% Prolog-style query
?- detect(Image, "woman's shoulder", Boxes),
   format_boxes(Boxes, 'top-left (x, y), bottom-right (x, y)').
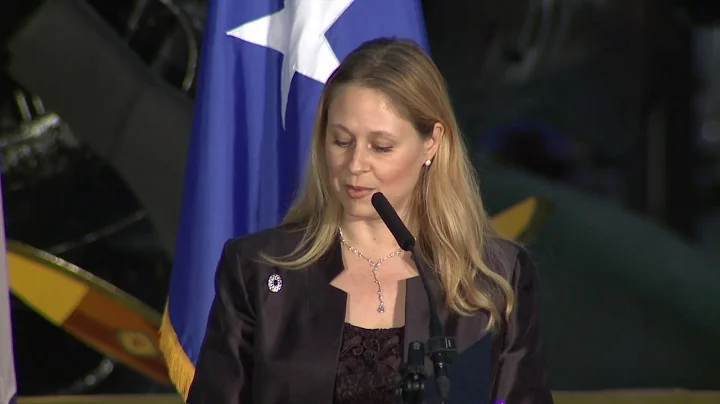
top-left (224, 222), bottom-right (307, 260)
top-left (483, 236), bottom-right (532, 283)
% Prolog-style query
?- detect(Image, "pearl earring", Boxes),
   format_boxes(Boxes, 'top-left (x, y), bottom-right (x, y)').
top-left (424, 159), bottom-right (432, 167)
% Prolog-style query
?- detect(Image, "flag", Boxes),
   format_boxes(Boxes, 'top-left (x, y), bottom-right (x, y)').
top-left (159, 0), bottom-right (428, 397)
top-left (0, 178), bottom-right (18, 404)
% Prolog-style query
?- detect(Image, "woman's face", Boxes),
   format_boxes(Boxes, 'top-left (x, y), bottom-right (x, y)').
top-left (324, 84), bottom-right (440, 221)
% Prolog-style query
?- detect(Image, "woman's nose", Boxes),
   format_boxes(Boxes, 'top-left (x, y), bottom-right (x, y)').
top-left (348, 144), bottom-right (370, 173)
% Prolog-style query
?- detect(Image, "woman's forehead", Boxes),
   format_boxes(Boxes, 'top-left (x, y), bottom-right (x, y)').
top-left (326, 85), bottom-right (415, 137)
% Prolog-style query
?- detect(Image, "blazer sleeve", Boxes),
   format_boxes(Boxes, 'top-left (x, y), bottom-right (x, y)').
top-left (491, 248), bottom-right (554, 404)
top-left (187, 239), bottom-right (256, 404)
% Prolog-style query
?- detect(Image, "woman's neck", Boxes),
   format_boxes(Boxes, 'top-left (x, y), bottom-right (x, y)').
top-left (339, 217), bottom-right (404, 257)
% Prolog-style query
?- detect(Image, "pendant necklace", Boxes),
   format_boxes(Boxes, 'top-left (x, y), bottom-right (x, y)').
top-left (338, 227), bottom-right (404, 313)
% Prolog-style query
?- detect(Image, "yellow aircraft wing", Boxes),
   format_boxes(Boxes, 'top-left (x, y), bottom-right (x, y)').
top-left (7, 242), bottom-right (171, 385)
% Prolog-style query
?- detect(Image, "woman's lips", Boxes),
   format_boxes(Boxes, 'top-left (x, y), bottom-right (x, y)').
top-left (345, 185), bottom-right (374, 199)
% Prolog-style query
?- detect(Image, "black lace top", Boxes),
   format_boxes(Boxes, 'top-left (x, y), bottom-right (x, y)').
top-left (333, 322), bottom-right (405, 403)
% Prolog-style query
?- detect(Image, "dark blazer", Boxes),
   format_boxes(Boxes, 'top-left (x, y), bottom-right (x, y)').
top-left (187, 225), bottom-right (553, 404)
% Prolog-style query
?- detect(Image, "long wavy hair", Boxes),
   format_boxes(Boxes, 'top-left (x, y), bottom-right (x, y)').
top-left (261, 38), bottom-right (514, 330)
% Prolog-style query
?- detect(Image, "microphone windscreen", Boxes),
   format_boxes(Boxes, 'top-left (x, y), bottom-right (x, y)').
top-left (371, 192), bottom-right (415, 251)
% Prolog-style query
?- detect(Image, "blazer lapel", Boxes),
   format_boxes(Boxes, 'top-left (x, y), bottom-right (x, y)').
top-left (404, 275), bottom-right (430, 362)
top-left (404, 263), bottom-right (494, 404)
top-left (305, 240), bottom-right (347, 402)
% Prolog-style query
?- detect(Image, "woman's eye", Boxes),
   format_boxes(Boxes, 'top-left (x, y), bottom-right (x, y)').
top-left (373, 145), bottom-right (393, 153)
top-left (333, 139), bottom-right (351, 147)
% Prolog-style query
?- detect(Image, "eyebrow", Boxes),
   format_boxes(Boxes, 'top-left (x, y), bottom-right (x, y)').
top-left (328, 123), bottom-right (395, 139)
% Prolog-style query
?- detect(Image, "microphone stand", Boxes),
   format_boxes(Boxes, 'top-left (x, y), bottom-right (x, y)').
top-left (396, 339), bottom-right (426, 404)
top-left (396, 247), bottom-right (458, 404)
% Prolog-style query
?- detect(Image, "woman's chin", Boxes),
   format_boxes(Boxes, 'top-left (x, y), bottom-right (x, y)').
top-left (340, 200), bottom-right (379, 220)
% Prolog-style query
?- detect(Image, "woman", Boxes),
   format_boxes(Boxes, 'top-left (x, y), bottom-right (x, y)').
top-left (188, 38), bottom-right (553, 404)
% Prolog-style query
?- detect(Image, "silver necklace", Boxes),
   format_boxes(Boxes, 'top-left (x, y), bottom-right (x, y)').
top-left (338, 227), bottom-right (404, 313)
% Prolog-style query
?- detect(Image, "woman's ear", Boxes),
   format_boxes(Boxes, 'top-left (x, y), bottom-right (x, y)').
top-left (424, 122), bottom-right (444, 160)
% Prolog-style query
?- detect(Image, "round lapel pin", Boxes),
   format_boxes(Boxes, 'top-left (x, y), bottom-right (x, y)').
top-left (267, 274), bottom-right (283, 293)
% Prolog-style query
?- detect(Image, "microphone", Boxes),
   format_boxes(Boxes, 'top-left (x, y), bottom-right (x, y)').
top-left (370, 192), bottom-right (415, 251)
top-left (371, 192), bottom-right (457, 404)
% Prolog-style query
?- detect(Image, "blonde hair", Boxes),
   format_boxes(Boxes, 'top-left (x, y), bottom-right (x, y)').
top-left (262, 38), bottom-right (514, 330)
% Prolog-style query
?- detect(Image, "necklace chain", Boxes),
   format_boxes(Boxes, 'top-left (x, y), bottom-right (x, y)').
top-left (338, 227), bottom-right (404, 314)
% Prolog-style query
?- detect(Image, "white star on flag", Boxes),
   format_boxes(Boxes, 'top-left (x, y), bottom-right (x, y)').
top-left (227, 0), bottom-right (355, 128)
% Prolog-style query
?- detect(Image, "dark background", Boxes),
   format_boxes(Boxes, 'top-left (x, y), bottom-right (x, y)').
top-left (1, 0), bottom-right (719, 396)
